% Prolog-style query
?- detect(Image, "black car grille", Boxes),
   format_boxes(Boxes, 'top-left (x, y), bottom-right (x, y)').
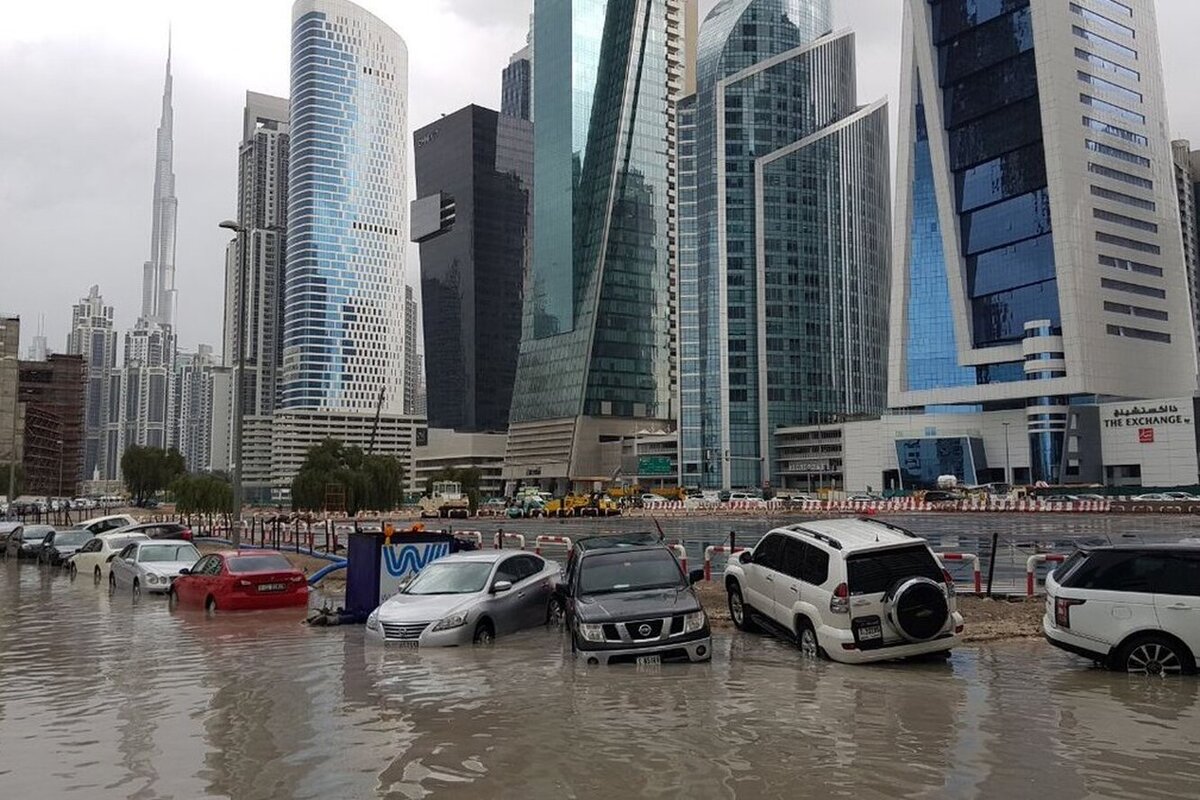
top-left (625, 620), bottom-right (664, 640)
top-left (602, 624), bottom-right (621, 641)
top-left (669, 615), bottom-right (684, 635)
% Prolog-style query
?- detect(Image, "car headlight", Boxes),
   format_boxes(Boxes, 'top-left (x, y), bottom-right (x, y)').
top-left (366, 610), bottom-right (381, 632)
top-left (432, 613), bottom-right (468, 631)
top-left (683, 611), bottom-right (707, 634)
top-left (577, 622), bottom-right (606, 642)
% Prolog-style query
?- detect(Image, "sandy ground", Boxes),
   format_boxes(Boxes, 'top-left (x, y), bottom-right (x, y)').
top-left (692, 582), bottom-right (1043, 644)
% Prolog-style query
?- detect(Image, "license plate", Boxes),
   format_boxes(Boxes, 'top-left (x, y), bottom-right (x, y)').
top-left (258, 583), bottom-right (286, 592)
top-left (393, 641), bottom-right (419, 648)
top-left (857, 623), bottom-right (882, 641)
top-left (636, 655), bottom-right (662, 666)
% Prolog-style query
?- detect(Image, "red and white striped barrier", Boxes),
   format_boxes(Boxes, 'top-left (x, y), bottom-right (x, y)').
top-left (534, 535), bottom-right (572, 555)
top-left (1026, 553), bottom-right (1068, 596)
top-left (493, 532), bottom-right (526, 550)
top-left (666, 542), bottom-right (688, 575)
top-left (454, 530), bottom-right (484, 548)
top-left (703, 545), bottom-right (746, 582)
top-left (937, 552), bottom-right (982, 594)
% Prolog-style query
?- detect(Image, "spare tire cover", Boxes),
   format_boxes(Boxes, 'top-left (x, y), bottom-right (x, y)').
top-left (889, 578), bottom-right (949, 643)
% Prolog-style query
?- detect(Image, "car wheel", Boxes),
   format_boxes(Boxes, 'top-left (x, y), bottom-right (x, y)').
top-left (205, 596), bottom-right (218, 615)
top-left (546, 598), bottom-right (566, 627)
top-left (69, 562), bottom-right (77, 581)
top-left (94, 566), bottom-right (102, 585)
top-left (108, 573), bottom-right (116, 595)
top-left (727, 582), bottom-right (759, 632)
top-left (168, 589), bottom-right (179, 611)
top-left (132, 580), bottom-right (141, 601)
top-left (473, 620), bottom-right (494, 645)
top-left (797, 619), bottom-right (821, 660)
top-left (1115, 634), bottom-right (1195, 676)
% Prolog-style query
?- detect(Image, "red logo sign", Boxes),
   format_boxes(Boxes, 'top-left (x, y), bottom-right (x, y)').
top-left (1138, 428), bottom-right (1155, 444)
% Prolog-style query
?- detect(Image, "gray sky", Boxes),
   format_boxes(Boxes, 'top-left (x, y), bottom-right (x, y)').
top-left (1, 1), bottom-right (1197, 355)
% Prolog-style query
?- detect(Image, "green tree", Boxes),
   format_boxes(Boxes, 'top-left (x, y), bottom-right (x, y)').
top-left (424, 467), bottom-right (482, 512)
top-left (171, 473), bottom-right (233, 514)
top-left (121, 446), bottom-right (186, 506)
top-left (290, 439), bottom-right (406, 514)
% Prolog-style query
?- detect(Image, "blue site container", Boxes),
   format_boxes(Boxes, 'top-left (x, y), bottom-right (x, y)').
top-left (344, 529), bottom-right (457, 622)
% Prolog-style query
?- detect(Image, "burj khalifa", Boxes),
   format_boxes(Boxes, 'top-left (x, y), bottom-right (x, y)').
top-left (141, 37), bottom-right (178, 328)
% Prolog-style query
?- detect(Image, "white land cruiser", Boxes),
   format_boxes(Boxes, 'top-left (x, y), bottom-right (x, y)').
top-left (724, 518), bottom-right (963, 664)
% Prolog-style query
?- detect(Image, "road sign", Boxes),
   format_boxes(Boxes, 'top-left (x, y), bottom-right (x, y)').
top-left (638, 456), bottom-right (673, 476)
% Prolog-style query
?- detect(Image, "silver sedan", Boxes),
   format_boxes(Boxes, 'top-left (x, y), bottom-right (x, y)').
top-left (108, 539), bottom-right (201, 597)
top-left (365, 551), bottom-right (560, 646)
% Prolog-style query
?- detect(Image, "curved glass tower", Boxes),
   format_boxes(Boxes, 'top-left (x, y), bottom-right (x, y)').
top-left (682, 0), bottom-right (891, 489)
top-left (282, 0), bottom-right (409, 414)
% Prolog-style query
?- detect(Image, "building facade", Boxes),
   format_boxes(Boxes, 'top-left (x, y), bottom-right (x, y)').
top-left (501, 42), bottom-right (532, 121)
top-left (414, 428), bottom-right (507, 498)
top-left (223, 91), bottom-right (290, 502)
top-left (18, 355), bottom-right (86, 497)
top-left (411, 105), bottom-right (532, 433)
top-left (66, 285), bottom-right (118, 481)
top-left (503, 0), bottom-right (688, 493)
top-left (0, 316), bottom-right (21, 498)
top-left (282, 0), bottom-right (410, 416)
top-left (403, 285), bottom-right (421, 416)
top-left (680, 0), bottom-right (891, 491)
top-left (175, 345), bottom-right (220, 473)
top-left (1171, 139), bottom-right (1200, 369)
top-left (890, 0), bottom-right (1197, 485)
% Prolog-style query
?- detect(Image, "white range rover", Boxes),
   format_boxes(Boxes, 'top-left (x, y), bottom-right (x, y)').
top-left (724, 518), bottom-right (963, 664)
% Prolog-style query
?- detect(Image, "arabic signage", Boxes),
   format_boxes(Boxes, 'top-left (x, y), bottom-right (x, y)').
top-left (786, 460), bottom-right (830, 473)
top-left (1102, 400), bottom-right (1193, 430)
top-left (378, 541), bottom-right (451, 603)
top-left (638, 456), bottom-right (673, 476)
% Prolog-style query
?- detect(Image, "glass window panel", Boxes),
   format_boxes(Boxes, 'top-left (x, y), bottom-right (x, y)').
top-left (1075, 48), bottom-right (1140, 82)
top-left (1082, 116), bottom-right (1147, 146)
top-left (1081, 94), bottom-right (1144, 125)
top-left (962, 189), bottom-right (1052, 255)
top-left (949, 96), bottom-right (1043, 171)
top-left (1078, 72), bottom-right (1142, 104)
top-left (956, 142), bottom-right (1047, 212)
top-left (1070, 3), bottom-right (1135, 38)
top-left (938, 7), bottom-right (1034, 85)
top-left (1072, 25), bottom-right (1137, 61)
top-left (972, 280), bottom-right (1061, 347)
top-left (968, 233), bottom-right (1056, 297)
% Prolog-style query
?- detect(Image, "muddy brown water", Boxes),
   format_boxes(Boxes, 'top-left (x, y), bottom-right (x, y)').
top-left (3, 557), bottom-right (1199, 799)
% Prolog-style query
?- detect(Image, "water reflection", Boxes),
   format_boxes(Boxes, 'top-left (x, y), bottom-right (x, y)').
top-left (1, 560), bottom-right (1198, 799)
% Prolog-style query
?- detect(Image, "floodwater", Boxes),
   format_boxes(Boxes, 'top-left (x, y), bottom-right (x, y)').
top-left (3, 555), bottom-right (1199, 799)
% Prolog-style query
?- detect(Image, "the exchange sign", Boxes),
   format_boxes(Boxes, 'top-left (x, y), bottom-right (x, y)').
top-left (1102, 400), bottom-right (1193, 430)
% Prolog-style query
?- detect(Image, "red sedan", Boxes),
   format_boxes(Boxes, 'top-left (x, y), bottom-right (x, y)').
top-left (169, 551), bottom-right (309, 612)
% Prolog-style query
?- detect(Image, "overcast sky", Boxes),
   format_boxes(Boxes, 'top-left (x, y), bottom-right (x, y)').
top-left (2, 0), bottom-right (1198, 356)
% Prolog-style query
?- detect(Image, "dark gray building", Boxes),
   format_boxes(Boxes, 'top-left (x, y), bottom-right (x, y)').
top-left (501, 43), bottom-right (531, 121)
top-left (411, 105), bottom-right (532, 433)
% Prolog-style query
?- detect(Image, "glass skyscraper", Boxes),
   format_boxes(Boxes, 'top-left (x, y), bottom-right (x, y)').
top-left (681, 0), bottom-right (891, 490)
top-left (503, 0), bottom-right (687, 491)
top-left (282, 0), bottom-right (409, 416)
top-left (890, 0), bottom-right (1196, 484)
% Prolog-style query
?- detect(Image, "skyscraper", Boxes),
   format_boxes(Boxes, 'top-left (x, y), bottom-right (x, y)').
top-left (175, 345), bottom-right (219, 473)
top-left (275, 0), bottom-right (419, 501)
top-left (1171, 139), bottom-right (1200, 368)
top-left (67, 285), bottom-right (118, 480)
top-left (501, 44), bottom-right (532, 121)
top-left (223, 92), bottom-right (289, 502)
top-left (412, 104), bottom-right (532, 433)
top-left (142, 36), bottom-right (179, 330)
top-left (890, 0), bottom-right (1196, 484)
top-left (503, 0), bottom-right (687, 492)
top-left (18, 355), bottom-right (86, 496)
top-left (680, 0), bottom-right (891, 491)
top-left (403, 284), bottom-right (421, 416)
top-left (0, 316), bottom-right (21, 498)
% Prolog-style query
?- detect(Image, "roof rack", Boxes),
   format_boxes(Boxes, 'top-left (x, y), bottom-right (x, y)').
top-left (857, 517), bottom-right (920, 539)
top-left (787, 524), bottom-right (844, 550)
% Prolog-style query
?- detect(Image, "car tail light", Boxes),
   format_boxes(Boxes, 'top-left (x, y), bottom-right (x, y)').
top-left (1055, 596), bottom-right (1085, 629)
top-left (942, 568), bottom-right (957, 596)
top-left (830, 583), bottom-right (849, 614)
top-left (236, 579), bottom-right (252, 588)
top-left (181, 529), bottom-right (192, 541)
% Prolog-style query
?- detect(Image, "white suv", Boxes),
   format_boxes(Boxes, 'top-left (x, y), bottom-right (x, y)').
top-left (724, 518), bottom-right (963, 664)
top-left (1043, 544), bottom-right (1200, 675)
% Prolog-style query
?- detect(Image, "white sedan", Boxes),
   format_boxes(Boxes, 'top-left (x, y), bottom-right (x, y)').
top-left (108, 540), bottom-right (201, 598)
top-left (69, 530), bottom-right (151, 584)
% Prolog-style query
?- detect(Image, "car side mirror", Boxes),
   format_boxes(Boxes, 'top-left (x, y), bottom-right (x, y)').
top-left (492, 580), bottom-right (513, 594)
top-left (738, 551), bottom-right (753, 564)
top-left (688, 568), bottom-right (705, 585)
top-left (178, 568), bottom-right (190, 575)
top-left (106, 554), bottom-right (118, 563)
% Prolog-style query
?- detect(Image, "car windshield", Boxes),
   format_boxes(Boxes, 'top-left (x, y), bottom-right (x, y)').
top-left (227, 555), bottom-right (293, 573)
top-left (403, 561), bottom-right (492, 595)
top-left (54, 532), bottom-right (92, 546)
top-left (106, 536), bottom-right (144, 550)
top-left (24, 528), bottom-right (53, 541)
top-left (137, 544), bottom-right (199, 563)
top-left (578, 550), bottom-right (685, 595)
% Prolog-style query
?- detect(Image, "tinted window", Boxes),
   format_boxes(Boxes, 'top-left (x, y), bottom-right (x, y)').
top-left (137, 544), bottom-right (200, 563)
top-left (1075, 553), bottom-right (1163, 592)
top-left (779, 538), bottom-right (805, 579)
top-left (753, 534), bottom-right (785, 570)
top-left (227, 555), bottom-right (293, 574)
top-left (495, 556), bottom-right (524, 583)
top-left (1155, 554), bottom-right (1200, 597)
top-left (846, 545), bottom-right (943, 595)
top-left (803, 547), bottom-right (830, 586)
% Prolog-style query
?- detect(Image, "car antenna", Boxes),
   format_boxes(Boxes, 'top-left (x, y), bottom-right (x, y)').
top-left (651, 514), bottom-right (665, 541)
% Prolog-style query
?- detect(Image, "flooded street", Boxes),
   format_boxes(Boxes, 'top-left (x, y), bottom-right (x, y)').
top-left (3, 551), bottom-right (1199, 799)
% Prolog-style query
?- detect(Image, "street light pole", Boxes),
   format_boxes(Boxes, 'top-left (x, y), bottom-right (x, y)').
top-left (219, 220), bottom-right (247, 547)
top-left (56, 438), bottom-right (63, 500)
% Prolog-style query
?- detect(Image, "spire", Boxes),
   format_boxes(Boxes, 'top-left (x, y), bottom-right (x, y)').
top-left (141, 29), bottom-right (179, 328)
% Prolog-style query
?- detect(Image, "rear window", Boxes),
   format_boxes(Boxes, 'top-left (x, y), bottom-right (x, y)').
top-left (846, 544), bottom-right (943, 595)
top-left (227, 555), bottom-right (294, 574)
top-left (1054, 550), bottom-right (1091, 585)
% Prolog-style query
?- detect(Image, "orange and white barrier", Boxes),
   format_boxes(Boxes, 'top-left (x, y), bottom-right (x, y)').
top-left (703, 545), bottom-right (746, 582)
top-left (937, 552), bottom-right (982, 594)
top-left (534, 535), bottom-right (572, 556)
top-left (666, 542), bottom-right (688, 575)
top-left (493, 531), bottom-right (526, 550)
top-left (1026, 553), bottom-right (1068, 596)
top-left (454, 530), bottom-right (484, 548)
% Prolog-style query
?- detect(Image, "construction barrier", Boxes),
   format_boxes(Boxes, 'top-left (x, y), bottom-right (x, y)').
top-left (454, 530), bottom-right (484, 549)
top-left (666, 542), bottom-right (688, 575)
top-left (1026, 553), bottom-right (1068, 596)
top-left (493, 531), bottom-right (527, 550)
top-left (534, 535), bottom-right (573, 556)
top-left (703, 545), bottom-right (746, 582)
top-left (937, 552), bottom-right (982, 595)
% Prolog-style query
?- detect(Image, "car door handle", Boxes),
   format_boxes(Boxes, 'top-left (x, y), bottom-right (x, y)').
top-left (517, 591), bottom-right (527, 598)
top-left (789, 585), bottom-right (798, 594)
top-left (765, 575), bottom-right (774, 582)
top-left (1166, 604), bottom-right (1195, 610)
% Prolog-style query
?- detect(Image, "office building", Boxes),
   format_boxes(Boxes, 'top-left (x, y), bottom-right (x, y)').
top-left (66, 285), bottom-right (118, 481)
top-left (25, 320), bottom-right (48, 362)
top-left (411, 104), bottom-right (532, 433)
top-left (175, 345), bottom-right (220, 472)
top-left (503, 0), bottom-right (689, 493)
top-left (209, 366), bottom-right (233, 474)
top-left (403, 284), bottom-right (421, 416)
top-left (678, 0), bottom-right (890, 491)
top-left (501, 42), bottom-right (532, 121)
top-left (888, 0), bottom-right (1197, 485)
top-left (223, 91), bottom-right (290, 501)
top-left (1, 316), bottom-right (21, 498)
top-left (1171, 139), bottom-right (1200, 368)
top-left (18, 355), bottom-right (86, 496)
top-left (414, 428), bottom-right (507, 498)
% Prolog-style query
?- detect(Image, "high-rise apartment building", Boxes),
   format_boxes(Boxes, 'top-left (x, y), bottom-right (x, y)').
top-left (276, 0), bottom-right (419, 500)
top-left (412, 104), bottom-right (532, 433)
top-left (67, 286), bottom-right (118, 481)
top-left (501, 44), bottom-right (532, 121)
top-left (1171, 139), bottom-right (1200, 367)
top-left (0, 316), bottom-right (21, 497)
top-left (890, 0), bottom-right (1196, 484)
top-left (223, 91), bottom-right (289, 501)
top-left (403, 284), bottom-right (421, 416)
top-left (175, 345), bottom-right (220, 472)
top-left (503, 0), bottom-right (688, 492)
top-left (679, 0), bottom-right (891, 491)
top-left (18, 355), bottom-right (86, 496)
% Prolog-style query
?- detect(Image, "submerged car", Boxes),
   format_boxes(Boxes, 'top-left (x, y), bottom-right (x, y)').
top-left (111, 521), bottom-right (194, 542)
top-left (76, 514), bottom-right (139, 535)
top-left (38, 529), bottom-right (95, 566)
top-left (366, 551), bottom-right (561, 646)
top-left (69, 531), bottom-right (151, 583)
top-left (3, 524), bottom-right (56, 560)
top-left (170, 551), bottom-right (309, 612)
top-left (108, 539), bottom-right (200, 597)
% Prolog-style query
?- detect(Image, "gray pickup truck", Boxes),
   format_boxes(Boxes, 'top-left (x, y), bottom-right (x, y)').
top-left (556, 539), bottom-right (711, 666)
